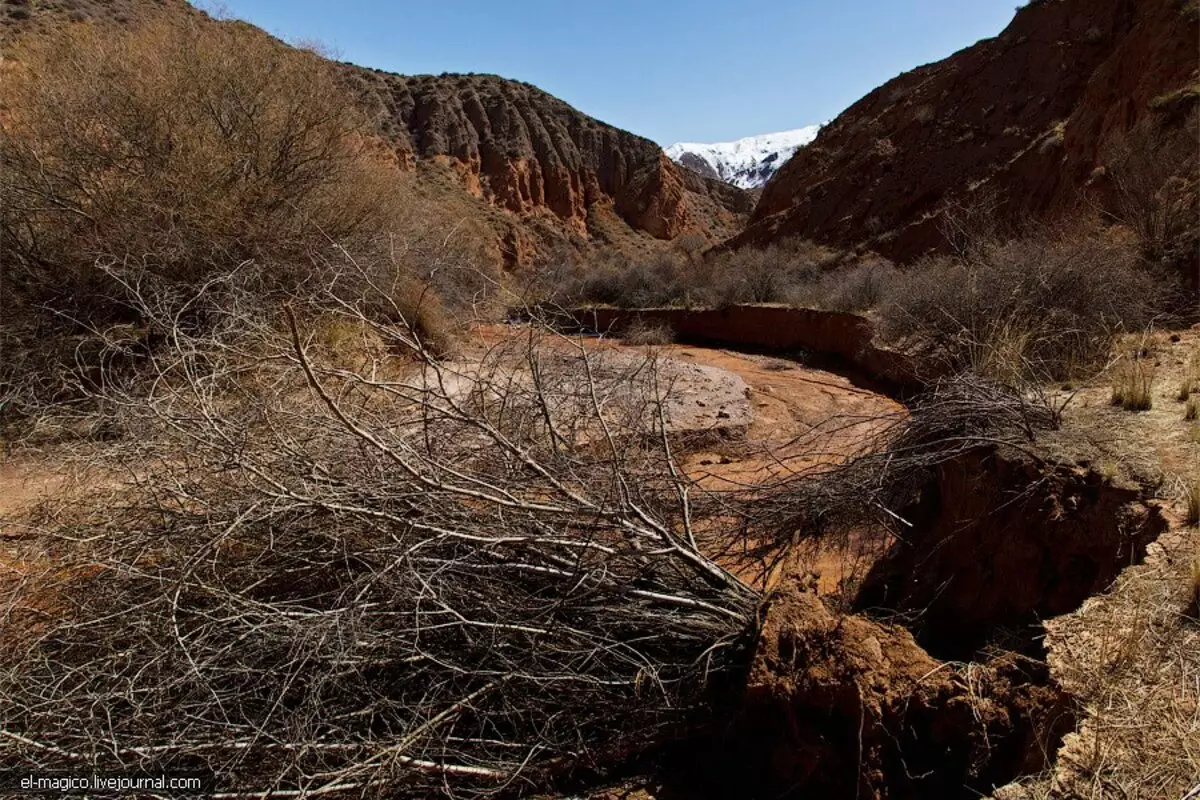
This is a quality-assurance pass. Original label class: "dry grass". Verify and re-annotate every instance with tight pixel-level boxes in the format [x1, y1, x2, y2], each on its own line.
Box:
[879, 226, 1169, 385]
[1000, 330, 1200, 800]
[1186, 479, 1200, 527]
[1189, 554, 1200, 617]
[1034, 524, 1200, 798]
[1110, 354, 1156, 411]
[622, 318, 675, 346]
[1179, 348, 1200, 402]
[1187, 395, 1199, 421]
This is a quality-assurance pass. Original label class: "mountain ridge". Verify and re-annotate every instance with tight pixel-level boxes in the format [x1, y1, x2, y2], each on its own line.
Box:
[665, 125, 822, 189]
[731, 0, 1199, 264]
[344, 67, 754, 262]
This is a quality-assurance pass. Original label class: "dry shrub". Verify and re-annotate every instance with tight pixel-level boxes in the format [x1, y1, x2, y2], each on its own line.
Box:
[879, 227, 1170, 383]
[1187, 395, 1199, 421]
[1186, 479, 1200, 527]
[0, 277, 761, 798]
[539, 238, 846, 310]
[0, 19, 393, 321]
[557, 249, 694, 308]
[1179, 348, 1200, 401]
[1104, 113, 1200, 275]
[0, 17, 498, 427]
[1110, 352, 1156, 411]
[785, 258, 899, 312]
[622, 318, 675, 346]
[720, 372, 1061, 592]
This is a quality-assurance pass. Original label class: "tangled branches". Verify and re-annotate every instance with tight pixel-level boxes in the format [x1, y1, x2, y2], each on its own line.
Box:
[0, 255, 1070, 797]
[719, 372, 1060, 585]
[0, 268, 757, 797]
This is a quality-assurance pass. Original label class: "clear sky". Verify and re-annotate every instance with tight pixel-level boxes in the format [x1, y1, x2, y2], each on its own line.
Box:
[194, 1, 1019, 146]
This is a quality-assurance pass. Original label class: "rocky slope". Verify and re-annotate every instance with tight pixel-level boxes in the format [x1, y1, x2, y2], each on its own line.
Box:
[0, 0, 752, 265]
[732, 0, 1199, 262]
[345, 69, 753, 262]
[665, 126, 822, 189]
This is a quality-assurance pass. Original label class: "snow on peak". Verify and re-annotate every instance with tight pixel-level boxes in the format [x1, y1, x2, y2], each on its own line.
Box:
[664, 124, 823, 189]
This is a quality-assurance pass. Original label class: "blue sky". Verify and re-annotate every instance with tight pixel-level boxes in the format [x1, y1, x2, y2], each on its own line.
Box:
[195, 1, 1019, 146]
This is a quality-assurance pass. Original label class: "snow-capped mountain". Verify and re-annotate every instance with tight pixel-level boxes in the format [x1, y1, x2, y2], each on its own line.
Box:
[664, 125, 823, 189]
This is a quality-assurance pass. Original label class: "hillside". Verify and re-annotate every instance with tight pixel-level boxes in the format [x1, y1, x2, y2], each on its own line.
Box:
[345, 68, 754, 263]
[0, 0, 752, 265]
[732, 0, 1199, 263]
[665, 125, 822, 189]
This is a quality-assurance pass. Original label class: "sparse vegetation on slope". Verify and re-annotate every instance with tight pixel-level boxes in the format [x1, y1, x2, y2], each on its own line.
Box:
[0, 17, 497, 434]
[733, 0, 1200, 283]
[532, 236, 903, 312]
[878, 225, 1174, 384]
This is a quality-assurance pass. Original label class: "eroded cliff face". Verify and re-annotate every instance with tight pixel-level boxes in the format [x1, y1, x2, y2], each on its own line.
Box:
[733, 0, 1199, 261]
[346, 70, 753, 253]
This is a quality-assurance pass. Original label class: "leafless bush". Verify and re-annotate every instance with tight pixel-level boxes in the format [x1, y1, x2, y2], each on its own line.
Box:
[1104, 114, 1200, 273]
[0, 260, 761, 797]
[0, 17, 498, 432]
[878, 227, 1170, 383]
[715, 372, 1059, 589]
[673, 233, 709, 265]
[785, 258, 899, 312]
[538, 238, 844, 310]
[0, 20, 383, 320]
[622, 318, 675, 346]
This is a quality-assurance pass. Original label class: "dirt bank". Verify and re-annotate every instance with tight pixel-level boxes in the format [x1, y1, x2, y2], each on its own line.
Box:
[548, 305, 925, 393]
[722, 584, 1076, 800]
[855, 447, 1168, 660]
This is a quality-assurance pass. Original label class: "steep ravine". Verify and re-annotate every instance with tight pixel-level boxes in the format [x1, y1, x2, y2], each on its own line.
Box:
[854, 448, 1168, 661]
[708, 449, 1166, 800]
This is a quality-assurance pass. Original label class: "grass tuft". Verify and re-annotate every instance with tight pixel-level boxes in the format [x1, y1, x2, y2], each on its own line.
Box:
[1189, 550, 1200, 618]
[622, 319, 674, 347]
[1178, 349, 1200, 402]
[1111, 353, 1156, 411]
